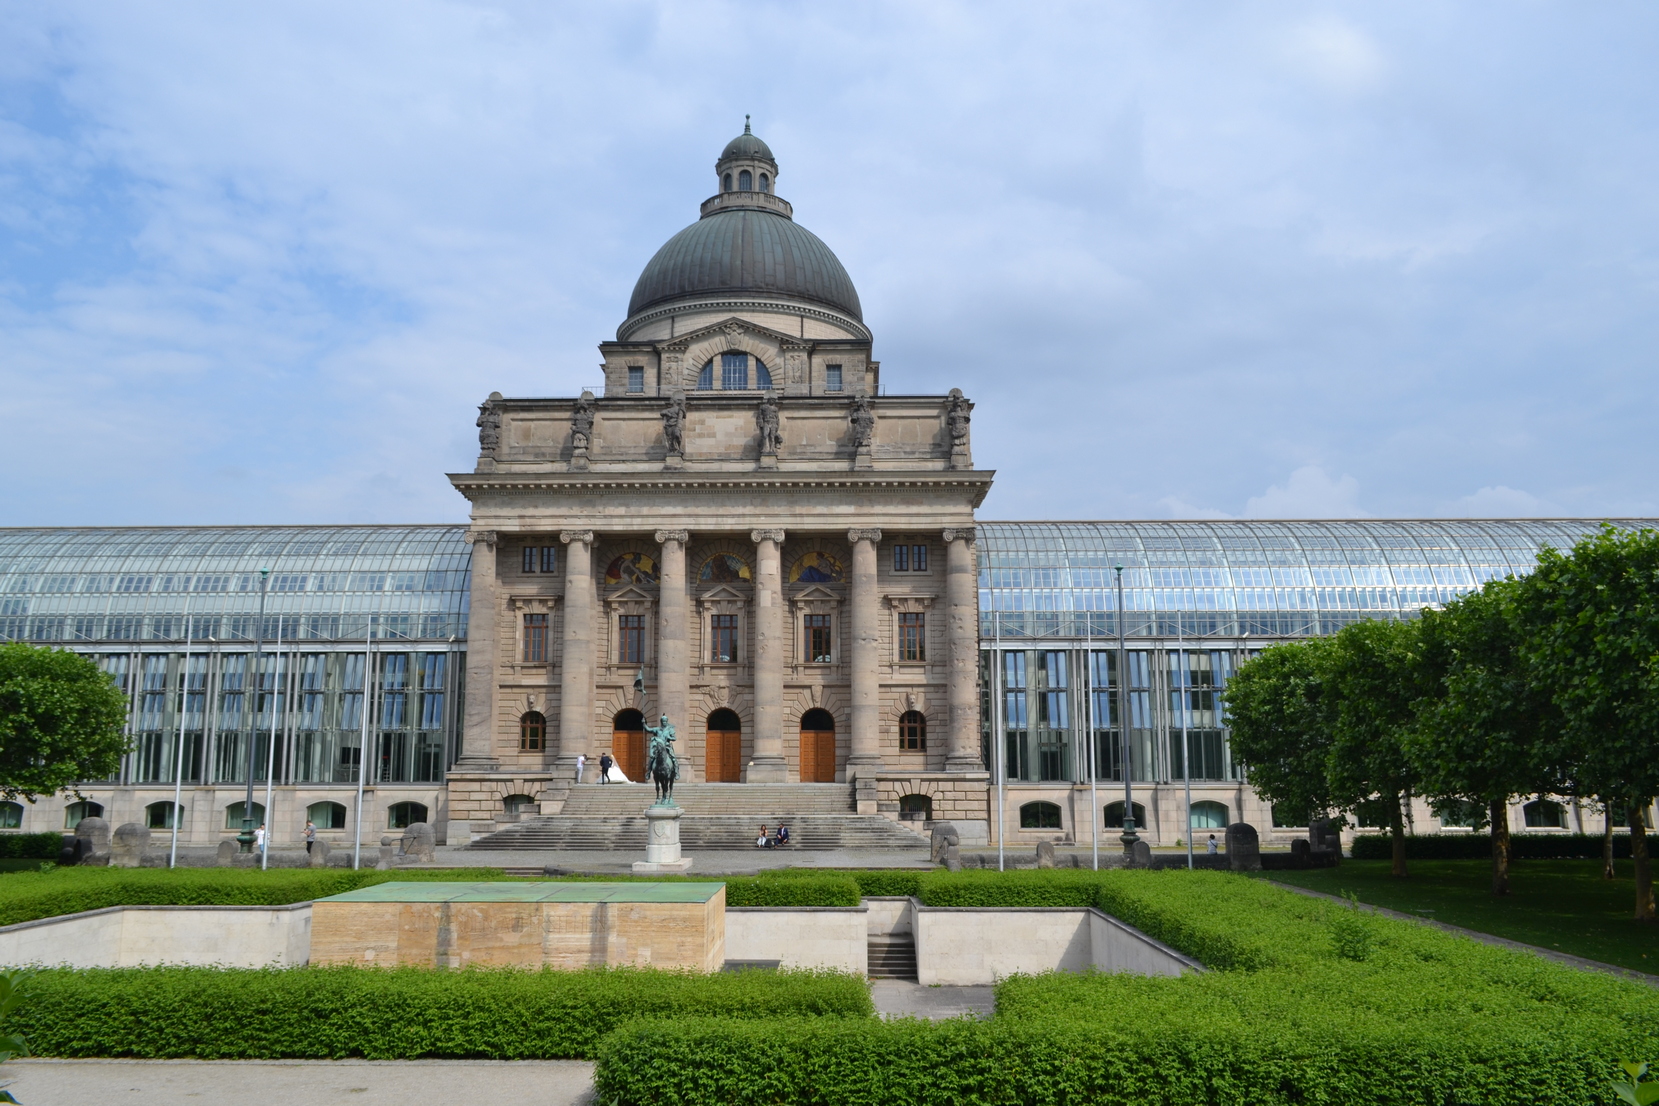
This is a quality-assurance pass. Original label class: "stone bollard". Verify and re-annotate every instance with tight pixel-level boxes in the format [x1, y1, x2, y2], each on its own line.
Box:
[308, 838, 332, 868]
[74, 817, 112, 867]
[376, 835, 396, 871]
[1290, 837, 1311, 865]
[215, 838, 238, 867]
[400, 822, 436, 863]
[110, 822, 151, 868]
[1035, 839, 1057, 869]
[1309, 818, 1342, 865]
[1225, 822, 1262, 872]
[1125, 839, 1152, 869]
[930, 822, 961, 865]
[941, 843, 963, 872]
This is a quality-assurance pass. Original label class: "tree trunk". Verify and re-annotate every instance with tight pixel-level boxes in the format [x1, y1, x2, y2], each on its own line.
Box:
[1603, 802, 1616, 880]
[1390, 795, 1408, 878]
[1634, 803, 1655, 923]
[1489, 798, 1510, 897]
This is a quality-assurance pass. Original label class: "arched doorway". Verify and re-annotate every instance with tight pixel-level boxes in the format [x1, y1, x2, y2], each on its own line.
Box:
[799, 708, 836, 782]
[612, 709, 645, 781]
[706, 708, 742, 782]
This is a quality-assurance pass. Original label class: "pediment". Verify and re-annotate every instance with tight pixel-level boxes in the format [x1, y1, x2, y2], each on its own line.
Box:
[605, 583, 656, 603]
[699, 583, 749, 602]
[667, 316, 799, 350]
[790, 583, 843, 602]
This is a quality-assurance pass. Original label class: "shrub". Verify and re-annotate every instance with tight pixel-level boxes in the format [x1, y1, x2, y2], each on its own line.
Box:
[846, 869, 924, 898]
[918, 869, 1104, 908]
[15, 965, 871, 1060]
[0, 834, 60, 861]
[1351, 833, 1633, 861]
[723, 874, 859, 907]
[0, 867, 506, 926]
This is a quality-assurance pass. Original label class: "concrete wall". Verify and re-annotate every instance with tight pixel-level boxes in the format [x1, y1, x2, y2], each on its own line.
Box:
[915, 904, 1201, 986]
[0, 904, 311, 968]
[725, 906, 866, 974]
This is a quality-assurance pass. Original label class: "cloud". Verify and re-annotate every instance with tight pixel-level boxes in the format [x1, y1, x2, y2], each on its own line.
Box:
[1282, 16, 1386, 93]
[1158, 496, 1234, 520]
[1443, 485, 1558, 518]
[1244, 466, 1370, 519]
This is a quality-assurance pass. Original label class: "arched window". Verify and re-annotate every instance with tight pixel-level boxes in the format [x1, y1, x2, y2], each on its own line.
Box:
[225, 801, 265, 829]
[899, 794, 932, 822]
[697, 354, 772, 391]
[1020, 801, 1062, 829]
[145, 801, 178, 830]
[388, 801, 428, 829]
[1189, 800, 1228, 829]
[1432, 799, 1483, 829]
[1523, 799, 1568, 829]
[0, 802, 21, 830]
[738, 169, 752, 191]
[899, 710, 926, 751]
[503, 794, 537, 816]
[65, 800, 104, 828]
[520, 711, 546, 752]
[307, 801, 347, 830]
[1103, 801, 1146, 830]
[756, 360, 772, 388]
[722, 172, 733, 192]
[697, 361, 714, 389]
[759, 173, 769, 193]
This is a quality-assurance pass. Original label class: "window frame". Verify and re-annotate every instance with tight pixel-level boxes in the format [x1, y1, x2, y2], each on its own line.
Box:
[804, 613, 832, 663]
[626, 366, 644, 393]
[520, 711, 546, 752]
[899, 709, 927, 751]
[523, 613, 548, 663]
[825, 364, 842, 392]
[710, 613, 739, 663]
[898, 612, 926, 662]
[618, 614, 645, 665]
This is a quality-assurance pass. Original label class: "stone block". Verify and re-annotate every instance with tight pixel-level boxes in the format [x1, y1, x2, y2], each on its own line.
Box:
[376, 835, 396, 871]
[308, 838, 333, 868]
[1035, 840, 1056, 869]
[1225, 822, 1262, 872]
[73, 817, 111, 867]
[215, 839, 238, 867]
[110, 822, 150, 868]
[929, 822, 960, 864]
[1124, 839, 1152, 869]
[941, 843, 962, 871]
[400, 822, 436, 863]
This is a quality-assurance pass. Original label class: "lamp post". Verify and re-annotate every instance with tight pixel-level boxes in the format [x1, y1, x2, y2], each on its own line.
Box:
[1114, 565, 1138, 855]
[238, 569, 270, 853]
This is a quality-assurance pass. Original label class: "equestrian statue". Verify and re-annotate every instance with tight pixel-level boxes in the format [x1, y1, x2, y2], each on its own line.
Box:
[643, 714, 680, 806]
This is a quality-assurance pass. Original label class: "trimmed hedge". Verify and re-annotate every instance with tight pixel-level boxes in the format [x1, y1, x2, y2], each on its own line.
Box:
[0, 867, 507, 926]
[15, 965, 871, 1060]
[1351, 832, 1634, 861]
[0, 833, 62, 860]
[724, 874, 860, 907]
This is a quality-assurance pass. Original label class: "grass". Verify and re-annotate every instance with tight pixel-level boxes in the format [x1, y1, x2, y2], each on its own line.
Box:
[1262, 859, 1659, 973]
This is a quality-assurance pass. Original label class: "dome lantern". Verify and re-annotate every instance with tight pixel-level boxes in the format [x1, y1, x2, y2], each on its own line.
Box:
[715, 116, 779, 197]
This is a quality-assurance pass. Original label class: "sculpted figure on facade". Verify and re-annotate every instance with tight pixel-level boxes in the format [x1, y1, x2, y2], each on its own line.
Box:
[848, 393, 875, 450]
[661, 393, 687, 456]
[946, 388, 972, 448]
[756, 392, 782, 456]
[571, 390, 597, 451]
[476, 393, 503, 455]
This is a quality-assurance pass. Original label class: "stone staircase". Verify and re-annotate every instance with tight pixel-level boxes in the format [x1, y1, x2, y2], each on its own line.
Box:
[467, 782, 929, 852]
[867, 935, 918, 980]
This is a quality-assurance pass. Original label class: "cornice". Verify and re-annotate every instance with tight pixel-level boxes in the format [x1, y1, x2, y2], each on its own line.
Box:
[616, 296, 872, 344]
[449, 470, 995, 502]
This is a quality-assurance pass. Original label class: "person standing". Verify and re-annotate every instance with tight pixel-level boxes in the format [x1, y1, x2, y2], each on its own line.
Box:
[303, 820, 317, 855]
[575, 753, 586, 784]
[255, 823, 267, 855]
[599, 752, 614, 785]
[1206, 834, 1218, 856]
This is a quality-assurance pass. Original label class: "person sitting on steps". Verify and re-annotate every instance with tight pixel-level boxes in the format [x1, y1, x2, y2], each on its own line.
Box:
[756, 825, 771, 849]
[775, 824, 790, 847]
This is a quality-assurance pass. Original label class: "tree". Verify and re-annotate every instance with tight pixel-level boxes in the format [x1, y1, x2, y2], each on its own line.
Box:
[1323, 617, 1430, 878]
[1225, 637, 1338, 834]
[0, 644, 128, 802]
[1517, 524, 1659, 922]
[1410, 579, 1558, 896]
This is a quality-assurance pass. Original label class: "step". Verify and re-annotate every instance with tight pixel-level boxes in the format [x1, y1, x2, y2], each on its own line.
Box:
[560, 783, 854, 818]
[468, 813, 928, 852]
[867, 935, 917, 980]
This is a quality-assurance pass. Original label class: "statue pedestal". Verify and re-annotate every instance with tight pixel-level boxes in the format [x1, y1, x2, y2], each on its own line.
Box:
[633, 804, 694, 874]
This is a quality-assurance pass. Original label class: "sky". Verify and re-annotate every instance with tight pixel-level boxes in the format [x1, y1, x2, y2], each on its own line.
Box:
[1, 2, 1656, 526]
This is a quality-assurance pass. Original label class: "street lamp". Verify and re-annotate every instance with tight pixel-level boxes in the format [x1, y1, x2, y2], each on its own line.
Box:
[238, 568, 271, 853]
[1114, 565, 1138, 854]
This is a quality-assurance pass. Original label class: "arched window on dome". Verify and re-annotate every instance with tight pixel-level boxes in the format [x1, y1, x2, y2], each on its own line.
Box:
[722, 172, 733, 193]
[759, 173, 769, 193]
[697, 361, 714, 390]
[756, 360, 772, 388]
[697, 353, 772, 391]
[738, 169, 752, 191]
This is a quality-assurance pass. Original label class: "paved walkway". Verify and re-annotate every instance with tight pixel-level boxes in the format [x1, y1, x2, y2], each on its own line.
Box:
[6, 1059, 597, 1105]
[427, 846, 935, 874]
[871, 980, 995, 1020]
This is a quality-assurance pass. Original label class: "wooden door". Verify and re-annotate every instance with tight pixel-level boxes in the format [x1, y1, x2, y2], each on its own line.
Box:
[706, 728, 742, 782]
[800, 729, 836, 782]
[613, 728, 646, 781]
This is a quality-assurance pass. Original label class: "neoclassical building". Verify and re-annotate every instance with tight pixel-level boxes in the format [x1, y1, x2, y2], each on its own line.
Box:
[444, 123, 996, 841]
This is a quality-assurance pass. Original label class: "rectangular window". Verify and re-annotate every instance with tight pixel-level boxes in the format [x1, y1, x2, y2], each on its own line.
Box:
[805, 614, 832, 662]
[892, 544, 928, 572]
[899, 612, 926, 662]
[523, 613, 547, 663]
[618, 615, 645, 664]
[721, 352, 748, 390]
[522, 546, 557, 574]
[627, 366, 644, 393]
[893, 544, 909, 572]
[825, 364, 843, 392]
[710, 614, 738, 662]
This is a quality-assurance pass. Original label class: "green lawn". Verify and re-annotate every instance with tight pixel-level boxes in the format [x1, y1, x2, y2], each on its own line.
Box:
[1263, 858, 1659, 973]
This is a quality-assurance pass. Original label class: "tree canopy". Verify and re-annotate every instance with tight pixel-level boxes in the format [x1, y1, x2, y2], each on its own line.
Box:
[0, 643, 129, 802]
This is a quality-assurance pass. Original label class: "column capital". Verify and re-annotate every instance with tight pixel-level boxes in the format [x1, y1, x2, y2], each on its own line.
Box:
[750, 528, 786, 545]
[941, 527, 976, 545]
[847, 528, 883, 545]
[654, 529, 690, 545]
[559, 530, 594, 545]
[463, 529, 498, 548]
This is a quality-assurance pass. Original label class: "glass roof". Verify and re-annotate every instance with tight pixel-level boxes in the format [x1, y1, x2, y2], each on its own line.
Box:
[978, 519, 1657, 641]
[0, 526, 469, 644]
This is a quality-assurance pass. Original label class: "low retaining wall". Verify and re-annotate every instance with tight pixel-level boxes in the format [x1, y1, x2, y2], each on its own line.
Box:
[725, 906, 867, 974]
[0, 904, 311, 968]
[916, 903, 1200, 985]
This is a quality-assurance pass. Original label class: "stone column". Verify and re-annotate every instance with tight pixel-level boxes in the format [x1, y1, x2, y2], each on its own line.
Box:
[457, 530, 499, 767]
[557, 530, 594, 778]
[654, 530, 691, 778]
[942, 528, 981, 771]
[748, 529, 788, 782]
[847, 528, 883, 779]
